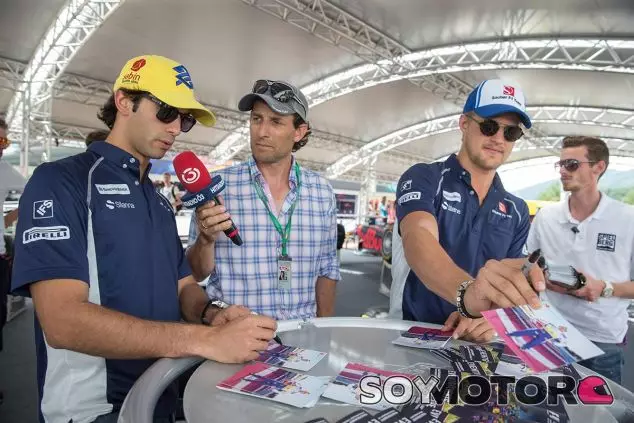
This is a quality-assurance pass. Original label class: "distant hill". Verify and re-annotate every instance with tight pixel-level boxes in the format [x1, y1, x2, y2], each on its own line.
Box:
[513, 169, 634, 200]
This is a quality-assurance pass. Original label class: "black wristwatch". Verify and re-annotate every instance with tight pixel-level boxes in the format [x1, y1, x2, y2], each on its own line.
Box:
[456, 280, 479, 319]
[200, 298, 230, 325]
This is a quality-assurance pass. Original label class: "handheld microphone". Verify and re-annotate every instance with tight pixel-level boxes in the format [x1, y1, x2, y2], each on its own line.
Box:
[173, 151, 243, 246]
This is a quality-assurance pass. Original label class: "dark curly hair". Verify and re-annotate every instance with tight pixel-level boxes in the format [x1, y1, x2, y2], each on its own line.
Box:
[97, 89, 146, 129]
[292, 114, 311, 153]
[0, 117, 7, 130]
[85, 129, 110, 147]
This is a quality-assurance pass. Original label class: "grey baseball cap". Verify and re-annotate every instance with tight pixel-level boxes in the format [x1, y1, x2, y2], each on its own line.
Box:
[238, 79, 309, 122]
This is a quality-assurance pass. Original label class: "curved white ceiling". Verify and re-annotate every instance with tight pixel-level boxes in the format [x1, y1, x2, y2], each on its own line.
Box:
[2, 0, 634, 182]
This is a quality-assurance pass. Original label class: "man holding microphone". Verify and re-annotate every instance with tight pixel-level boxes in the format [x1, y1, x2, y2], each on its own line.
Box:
[11, 55, 276, 423]
[187, 79, 340, 321]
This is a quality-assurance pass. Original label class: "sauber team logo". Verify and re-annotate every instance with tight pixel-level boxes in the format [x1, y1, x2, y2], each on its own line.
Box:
[503, 85, 515, 96]
[498, 201, 507, 214]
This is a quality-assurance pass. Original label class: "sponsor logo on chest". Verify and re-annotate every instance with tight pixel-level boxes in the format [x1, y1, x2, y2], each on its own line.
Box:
[596, 233, 616, 252]
[105, 200, 135, 210]
[95, 184, 131, 195]
[441, 201, 461, 215]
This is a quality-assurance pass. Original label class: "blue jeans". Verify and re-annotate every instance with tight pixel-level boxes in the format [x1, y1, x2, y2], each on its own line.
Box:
[91, 411, 175, 423]
[578, 341, 625, 385]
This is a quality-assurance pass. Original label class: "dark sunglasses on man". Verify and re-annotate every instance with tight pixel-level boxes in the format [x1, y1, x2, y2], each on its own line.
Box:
[554, 158, 597, 172]
[465, 114, 524, 142]
[143, 93, 197, 133]
[252, 79, 307, 116]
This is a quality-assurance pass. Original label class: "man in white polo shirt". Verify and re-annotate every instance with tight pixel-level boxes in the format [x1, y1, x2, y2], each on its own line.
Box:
[526, 136, 634, 383]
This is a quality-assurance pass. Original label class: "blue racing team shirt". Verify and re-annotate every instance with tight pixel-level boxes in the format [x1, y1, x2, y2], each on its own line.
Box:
[11, 142, 191, 423]
[396, 154, 529, 324]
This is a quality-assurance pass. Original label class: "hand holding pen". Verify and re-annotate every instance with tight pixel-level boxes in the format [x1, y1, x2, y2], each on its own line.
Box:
[521, 249, 549, 297]
[250, 310, 283, 345]
[463, 251, 547, 315]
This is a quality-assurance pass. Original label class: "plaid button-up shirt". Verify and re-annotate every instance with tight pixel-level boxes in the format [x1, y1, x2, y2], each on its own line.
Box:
[189, 155, 340, 320]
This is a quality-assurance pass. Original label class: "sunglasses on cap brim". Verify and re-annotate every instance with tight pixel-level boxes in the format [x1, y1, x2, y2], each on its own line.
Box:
[143, 93, 197, 133]
[465, 114, 524, 142]
[554, 158, 597, 172]
[252, 79, 307, 118]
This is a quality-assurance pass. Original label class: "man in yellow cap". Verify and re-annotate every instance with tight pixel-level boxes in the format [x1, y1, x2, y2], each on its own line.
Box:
[11, 55, 277, 423]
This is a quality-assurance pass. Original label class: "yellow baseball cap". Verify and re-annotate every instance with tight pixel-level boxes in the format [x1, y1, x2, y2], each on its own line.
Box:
[113, 55, 216, 127]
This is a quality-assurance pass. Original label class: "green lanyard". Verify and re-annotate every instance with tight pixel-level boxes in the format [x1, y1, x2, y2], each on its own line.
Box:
[252, 163, 302, 257]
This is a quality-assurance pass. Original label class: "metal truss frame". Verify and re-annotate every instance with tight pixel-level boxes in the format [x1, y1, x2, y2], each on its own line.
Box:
[325, 105, 634, 179]
[210, 0, 634, 163]
[299, 38, 634, 107]
[0, 55, 431, 166]
[4, 0, 125, 174]
[241, 0, 472, 102]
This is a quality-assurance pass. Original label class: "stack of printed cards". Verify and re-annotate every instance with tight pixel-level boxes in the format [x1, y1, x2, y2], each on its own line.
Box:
[322, 363, 416, 411]
[482, 301, 604, 372]
[216, 362, 330, 408]
[392, 327, 454, 350]
[255, 341, 327, 371]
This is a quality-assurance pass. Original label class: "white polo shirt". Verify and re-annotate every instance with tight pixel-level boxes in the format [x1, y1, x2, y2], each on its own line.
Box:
[526, 193, 634, 344]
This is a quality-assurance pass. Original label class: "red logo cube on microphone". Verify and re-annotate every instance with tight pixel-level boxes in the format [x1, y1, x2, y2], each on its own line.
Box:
[503, 85, 515, 96]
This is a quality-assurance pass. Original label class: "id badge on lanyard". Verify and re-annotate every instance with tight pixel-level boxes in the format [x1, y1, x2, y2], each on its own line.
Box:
[277, 255, 292, 291]
[253, 162, 302, 292]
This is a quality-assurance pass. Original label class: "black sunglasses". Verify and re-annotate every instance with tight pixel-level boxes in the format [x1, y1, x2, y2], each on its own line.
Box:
[252, 79, 307, 116]
[144, 93, 197, 133]
[554, 158, 597, 172]
[465, 114, 524, 142]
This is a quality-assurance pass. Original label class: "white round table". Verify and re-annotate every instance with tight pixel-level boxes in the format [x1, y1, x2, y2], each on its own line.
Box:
[180, 318, 633, 423]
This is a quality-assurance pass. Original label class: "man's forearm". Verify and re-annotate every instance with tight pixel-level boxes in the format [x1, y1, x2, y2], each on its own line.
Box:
[4, 208, 18, 229]
[186, 236, 216, 282]
[316, 277, 336, 317]
[180, 283, 217, 323]
[612, 281, 634, 299]
[402, 225, 472, 304]
[41, 302, 207, 360]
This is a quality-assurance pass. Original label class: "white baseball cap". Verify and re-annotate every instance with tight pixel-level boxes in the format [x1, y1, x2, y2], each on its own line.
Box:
[463, 79, 532, 128]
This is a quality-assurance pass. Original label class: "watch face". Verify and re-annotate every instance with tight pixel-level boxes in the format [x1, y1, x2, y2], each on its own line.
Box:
[212, 300, 229, 309]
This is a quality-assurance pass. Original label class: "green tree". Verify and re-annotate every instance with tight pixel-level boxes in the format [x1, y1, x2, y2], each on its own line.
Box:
[537, 182, 561, 201]
[621, 188, 634, 205]
[604, 186, 634, 204]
